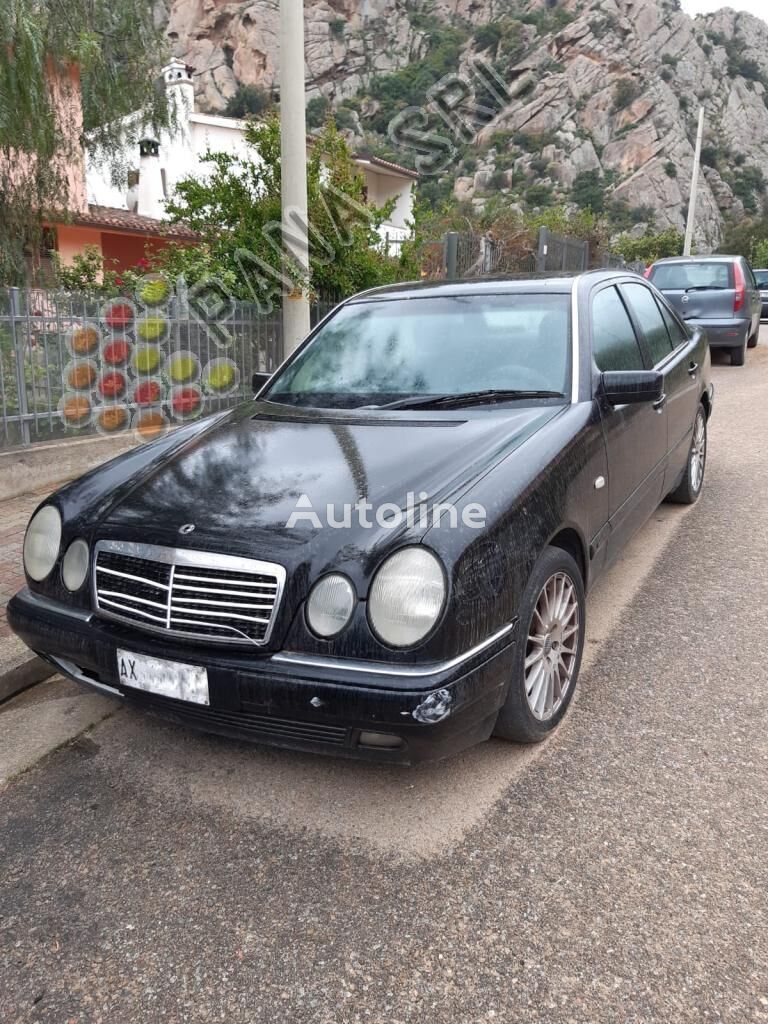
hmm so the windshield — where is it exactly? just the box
[265,293,572,409]
[649,261,733,291]
[754,270,768,288]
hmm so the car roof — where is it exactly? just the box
[347,270,632,303]
[652,255,740,264]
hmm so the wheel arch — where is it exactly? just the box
[547,526,588,590]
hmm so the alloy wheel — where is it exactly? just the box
[690,410,706,494]
[524,571,580,721]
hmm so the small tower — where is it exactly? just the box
[162,59,195,129]
[137,138,165,219]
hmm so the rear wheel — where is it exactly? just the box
[668,403,707,505]
[748,326,759,349]
[494,546,585,744]
[731,342,746,366]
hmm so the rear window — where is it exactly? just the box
[755,270,768,288]
[650,261,734,291]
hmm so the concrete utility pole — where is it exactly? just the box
[279,0,311,355]
[684,106,705,257]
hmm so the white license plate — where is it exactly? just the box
[116,649,209,705]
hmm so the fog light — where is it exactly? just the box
[412,688,452,724]
[358,731,404,750]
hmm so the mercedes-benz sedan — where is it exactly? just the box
[9,272,713,763]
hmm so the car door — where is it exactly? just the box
[743,259,762,338]
[620,281,699,493]
[590,283,668,563]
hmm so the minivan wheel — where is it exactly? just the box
[494,546,585,744]
[731,342,746,366]
[668,403,707,505]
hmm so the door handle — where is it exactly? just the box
[688,362,699,377]
[653,393,667,412]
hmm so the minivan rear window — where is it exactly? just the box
[650,261,734,291]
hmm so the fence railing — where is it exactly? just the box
[0,286,342,448]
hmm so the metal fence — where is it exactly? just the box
[0,287,340,448]
[442,228,647,279]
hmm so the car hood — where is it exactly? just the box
[94,400,562,564]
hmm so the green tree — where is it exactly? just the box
[0,0,171,284]
[163,115,417,302]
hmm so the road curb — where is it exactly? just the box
[0,650,55,704]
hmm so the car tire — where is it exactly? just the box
[748,327,759,349]
[731,342,746,366]
[668,403,707,505]
[494,546,585,744]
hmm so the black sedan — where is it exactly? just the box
[9,273,713,763]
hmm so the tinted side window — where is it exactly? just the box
[656,297,688,347]
[592,287,644,371]
[623,283,673,365]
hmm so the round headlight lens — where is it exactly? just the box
[306,574,356,638]
[368,548,446,648]
[23,505,62,582]
[62,539,90,592]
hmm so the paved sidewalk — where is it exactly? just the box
[0,485,57,638]
[0,482,71,701]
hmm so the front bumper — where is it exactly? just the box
[8,588,517,765]
[689,318,750,348]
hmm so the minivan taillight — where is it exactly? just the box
[733,261,746,313]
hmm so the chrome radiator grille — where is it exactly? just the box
[93,541,286,645]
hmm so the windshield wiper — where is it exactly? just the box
[372,389,565,410]
[684,285,727,292]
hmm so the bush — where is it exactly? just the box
[613,228,684,263]
[612,78,641,112]
[224,84,271,118]
[306,95,330,128]
[525,183,554,208]
[473,23,502,53]
[571,170,605,213]
[665,161,678,178]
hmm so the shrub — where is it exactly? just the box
[306,95,331,128]
[525,183,554,208]
[613,228,684,263]
[571,170,605,213]
[329,17,345,40]
[665,161,678,178]
[473,23,502,53]
[612,78,641,112]
[224,84,271,118]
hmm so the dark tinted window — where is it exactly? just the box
[755,270,768,288]
[592,287,644,371]
[657,298,688,347]
[623,283,673,364]
[650,261,733,290]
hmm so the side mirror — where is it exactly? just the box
[601,370,664,406]
[252,371,271,394]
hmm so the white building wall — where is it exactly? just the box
[85,72,415,242]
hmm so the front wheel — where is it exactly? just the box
[494,546,585,744]
[668,403,707,505]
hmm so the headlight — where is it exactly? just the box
[23,505,62,582]
[368,547,446,648]
[62,539,90,591]
[306,574,356,638]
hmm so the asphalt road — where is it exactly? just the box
[2,333,768,1023]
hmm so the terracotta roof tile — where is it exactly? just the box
[71,205,197,239]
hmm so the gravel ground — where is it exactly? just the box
[1,338,767,1024]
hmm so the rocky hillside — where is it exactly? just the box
[156,0,768,248]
